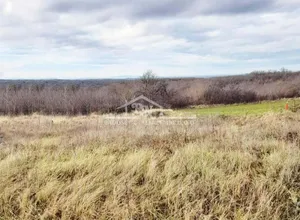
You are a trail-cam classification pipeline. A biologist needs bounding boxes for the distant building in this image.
[117,95,163,113]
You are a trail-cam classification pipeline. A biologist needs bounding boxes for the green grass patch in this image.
[175,98,300,116]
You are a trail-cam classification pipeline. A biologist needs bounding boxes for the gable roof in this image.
[117,95,163,110]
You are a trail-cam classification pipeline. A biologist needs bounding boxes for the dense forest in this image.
[1,69,300,115]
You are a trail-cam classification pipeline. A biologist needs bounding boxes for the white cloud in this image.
[3,1,12,15]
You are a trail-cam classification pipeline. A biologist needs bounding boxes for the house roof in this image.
[117,95,163,109]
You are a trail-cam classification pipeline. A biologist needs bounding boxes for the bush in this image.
[204,86,258,104]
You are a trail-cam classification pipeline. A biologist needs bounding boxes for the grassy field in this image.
[176,98,300,116]
[0,112,300,219]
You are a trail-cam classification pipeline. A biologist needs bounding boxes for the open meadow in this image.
[0,110,300,219]
[175,98,300,116]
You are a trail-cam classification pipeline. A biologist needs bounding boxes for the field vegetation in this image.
[176,98,300,116]
[0,113,300,219]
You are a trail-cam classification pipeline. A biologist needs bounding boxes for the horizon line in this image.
[0,69,299,81]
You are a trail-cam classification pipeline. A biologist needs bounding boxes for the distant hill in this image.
[0,79,126,88]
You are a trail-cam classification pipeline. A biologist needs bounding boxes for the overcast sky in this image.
[0,0,300,79]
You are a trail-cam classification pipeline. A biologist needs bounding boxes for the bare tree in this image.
[140,70,158,86]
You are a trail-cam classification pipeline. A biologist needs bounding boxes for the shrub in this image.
[204,86,258,104]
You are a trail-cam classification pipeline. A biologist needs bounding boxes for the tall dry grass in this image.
[0,113,300,219]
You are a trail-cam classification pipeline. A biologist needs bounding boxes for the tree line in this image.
[1,69,300,115]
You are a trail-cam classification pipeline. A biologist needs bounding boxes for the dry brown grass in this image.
[0,113,300,219]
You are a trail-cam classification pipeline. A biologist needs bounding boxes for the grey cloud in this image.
[202,0,275,14]
[135,0,275,18]
[1,0,299,69]
[47,0,276,19]
[38,26,118,50]
[48,0,125,12]
[133,0,196,18]
[41,30,95,48]
[0,14,110,52]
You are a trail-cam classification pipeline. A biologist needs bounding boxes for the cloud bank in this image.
[0,0,300,78]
